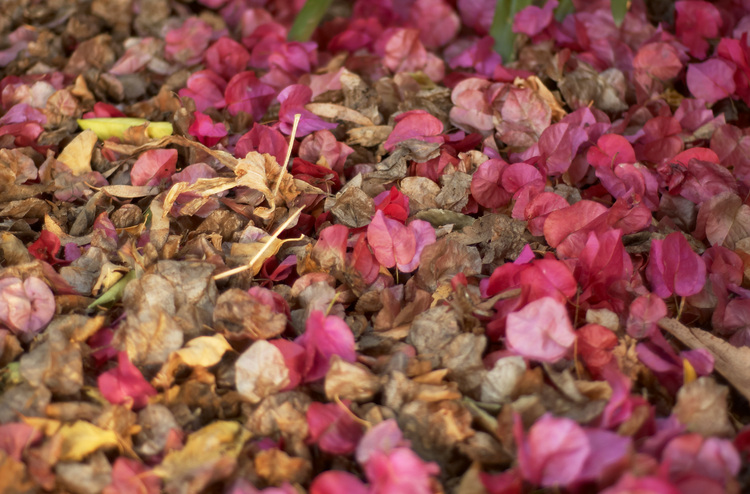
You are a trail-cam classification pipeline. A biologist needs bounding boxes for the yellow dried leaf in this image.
[78,118,173,140]
[683,358,697,385]
[56,129,98,175]
[174,334,232,367]
[154,421,251,479]
[21,416,61,436]
[58,420,120,461]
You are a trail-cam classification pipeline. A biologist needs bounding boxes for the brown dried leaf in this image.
[254,448,312,486]
[673,377,734,437]
[325,355,382,402]
[327,179,376,228]
[346,125,393,147]
[305,102,374,126]
[400,176,440,212]
[235,340,290,404]
[436,172,472,212]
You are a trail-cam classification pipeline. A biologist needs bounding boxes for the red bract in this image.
[633,42,684,81]
[373,187,409,222]
[518,259,577,305]
[295,311,356,382]
[306,401,365,455]
[686,59,736,105]
[522,192,568,236]
[28,230,62,265]
[179,70,227,112]
[605,475,682,494]
[130,149,178,187]
[577,324,618,378]
[543,200,608,257]
[97,351,157,410]
[235,123,288,163]
[662,434,741,489]
[646,232,706,298]
[103,458,160,494]
[456,0,495,35]
[299,130,354,176]
[505,296,575,363]
[328,17,383,53]
[577,229,633,305]
[309,471,369,494]
[635,116,684,164]
[448,78,496,134]
[408,0,460,49]
[626,293,667,339]
[368,450,440,494]
[515,413,631,489]
[292,158,341,191]
[375,28,444,82]
[383,110,444,152]
[495,86,551,148]
[277,84,337,137]
[248,286,290,318]
[0,121,43,147]
[512,0,557,37]
[0,276,54,336]
[94,212,118,244]
[82,102,125,119]
[514,414,591,487]
[164,17,213,65]
[717,37,750,105]
[470,158,511,208]
[587,134,636,170]
[204,37,250,80]
[675,1,722,59]
[224,71,275,120]
[263,41,318,88]
[312,224,348,268]
[695,192,750,249]
[268,339,305,390]
[366,210,436,272]
[109,37,160,75]
[0,422,41,460]
[349,233,380,285]
[501,162,543,194]
[537,122,588,176]
[188,111,227,147]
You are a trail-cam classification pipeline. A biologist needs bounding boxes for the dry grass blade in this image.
[659,318,750,402]
[212,206,303,281]
[213,114,302,281]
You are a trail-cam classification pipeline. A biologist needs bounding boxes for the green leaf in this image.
[611,0,629,27]
[87,270,135,310]
[490,0,533,63]
[288,0,333,42]
[554,0,575,21]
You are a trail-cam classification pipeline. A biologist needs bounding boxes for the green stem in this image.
[490,0,532,63]
[288,0,334,42]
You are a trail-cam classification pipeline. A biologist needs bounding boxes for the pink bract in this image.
[294,311,356,382]
[130,149,178,187]
[97,351,157,410]
[505,296,575,363]
[0,276,55,336]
